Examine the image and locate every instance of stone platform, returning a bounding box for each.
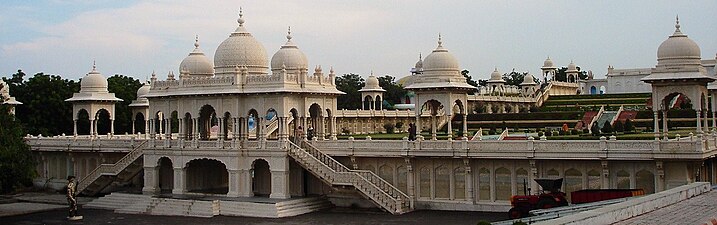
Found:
[85,193,333,218]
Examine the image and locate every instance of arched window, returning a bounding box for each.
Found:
[564,169,583,201]
[515,168,529,195]
[478,168,490,201]
[616,170,630,189]
[454,167,466,200]
[419,167,431,198]
[397,166,408,193]
[546,169,559,178]
[435,166,450,199]
[379,165,394,185]
[587,169,601,189]
[635,170,655,194]
[495,167,511,201]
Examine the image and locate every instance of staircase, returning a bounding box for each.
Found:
[248,116,292,139]
[147,198,219,218]
[78,140,148,196]
[287,141,412,214]
[595,111,618,129]
[85,192,152,210]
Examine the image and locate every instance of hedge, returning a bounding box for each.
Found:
[548,93,652,100]
[466,111,583,121]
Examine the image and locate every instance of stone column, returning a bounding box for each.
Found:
[131,119,136,135]
[446,114,453,139]
[144,120,150,138]
[90,119,96,137]
[193,118,199,140]
[662,110,669,138]
[238,169,253,197]
[529,160,538,195]
[166,118,171,139]
[218,118,224,140]
[404,158,415,202]
[713,111,717,131]
[172,167,186,195]
[415,114,422,138]
[270,158,291,199]
[655,161,664,192]
[464,158,474,203]
[653,111,660,139]
[110,119,115,136]
[462,114,468,138]
[330,116,337,140]
[697,110,703,134]
[227,169,239,197]
[142,166,159,194]
[601,161,610,189]
[178,118,184,140]
[73,119,78,136]
[431,114,437,140]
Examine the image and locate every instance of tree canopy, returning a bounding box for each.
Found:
[377,75,407,109]
[553,67,588,82]
[461,70,479,87]
[4,70,79,136]
[0,94,34,193]
[502,70,539,86]
[107,75,142,135]
[335,73,364,110]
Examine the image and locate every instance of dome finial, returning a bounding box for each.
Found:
[675,15,681,32]
[238,7,245,26]
[287,26,292,41]
[419,52,422,60]
[92,60,97,72]
[438,33,443,47]
[194,35,199,48]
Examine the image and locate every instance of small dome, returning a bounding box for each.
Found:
[521,73,537,85]
[214,10,269,75]
[136,82,150,98]
[180,36,214,76]
[422,36,459,72]
[271,28,308,71]
[657,18,701,66]
[80,64,109,93]
[365,73,380,89]
[414,53,423,69]
[543,57,554,68]
[567,61,578,72]
[489,68,502,81]
[0,79,9,99]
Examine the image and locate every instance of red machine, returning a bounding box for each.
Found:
[508,178,645,219]
[509,178,568,219]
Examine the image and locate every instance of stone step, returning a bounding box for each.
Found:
[85,193,150,210]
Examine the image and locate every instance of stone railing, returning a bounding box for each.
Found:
[288,141,411,214]
[311,136,716,160]
[334,109,415,118]
[77,140,148,194]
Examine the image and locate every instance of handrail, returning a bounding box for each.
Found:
[498,129,509,140]
[288,141,411,214]
[471,128,483,141]
[77,140,148,194]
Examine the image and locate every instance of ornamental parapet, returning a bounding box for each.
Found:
[25,134,717,160]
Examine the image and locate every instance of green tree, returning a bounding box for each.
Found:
[107,75,142,135]
[0,96,35,193]
[553,67,588,82]
[502,70,539,86]
[601,121,613,134]
[377,75,407,109]
[624,119,635,132]
[4,71,79,136]
[335,73,364,110]
[591,122,600,136]
[461,70,478,87]
[614,120,625,133]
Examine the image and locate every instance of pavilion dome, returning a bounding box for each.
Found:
[543,57,554,68]
[521,73,537,85]
[80,65,109,93]
[365,73,380,89]
[415,53,423,70]
[656,18,701,67]
[422,38,459,72]
[567,61,578,72]
[136,82,151,98]
[271,28,308,71]
[489,68,503,81]
[214,10,268,74]
[180,36,214,76]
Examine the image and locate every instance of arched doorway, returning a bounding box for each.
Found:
[308,104,323,140]
[363,96,373,110]
[590,86,597,95]
[96,109,112,135]
[420,99,445,140]
[185,158,228,194]
[223,112,233,140]
[154,111,164,135]
[158,157,173,193]
[134,112,146,134]
[184,113,193,140]
[247,109,259,140]
[170,111,179,135]
[77,109,90,135]
[266,109,277,139]
[252,159,271,196]
[375,95,382,110]
[199,105,217,140]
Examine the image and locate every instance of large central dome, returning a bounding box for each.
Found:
[656,18,701,68]
[214,10,268,75]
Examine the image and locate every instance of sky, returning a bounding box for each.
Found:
[1,0,717,82]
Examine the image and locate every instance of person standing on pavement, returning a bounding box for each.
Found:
[66,176,81,220]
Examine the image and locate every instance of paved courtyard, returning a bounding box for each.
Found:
[3,207,505,225]
[614,189,717,225]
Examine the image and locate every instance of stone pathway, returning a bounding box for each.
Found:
[0,202,65,217]
[614,190,717,225]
